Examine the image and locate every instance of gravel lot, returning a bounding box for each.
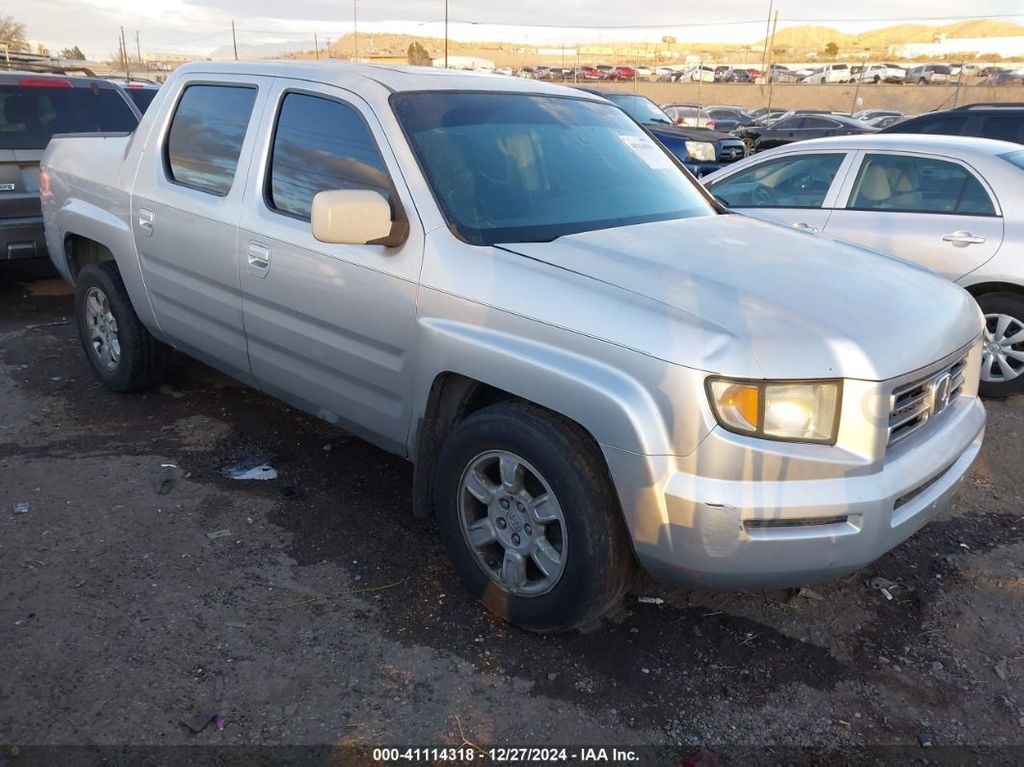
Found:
[2,264,1023,763]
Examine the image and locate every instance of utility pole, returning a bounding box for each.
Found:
[231,20,238,61]
[135,30,142,72]
[353,0,359,62]
[444,0,449,68]
[120,27,130,79]
[325,37,331,58]
[314,33,320,60]
[765,10,779,118]
[759,0,773,82]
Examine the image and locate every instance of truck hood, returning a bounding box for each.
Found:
[498,214,982,381]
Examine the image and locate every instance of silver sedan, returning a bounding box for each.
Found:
[703,134,1024,397]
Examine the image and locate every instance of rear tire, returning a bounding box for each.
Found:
[433,401,635,632]
[74,262,171,392]
[977,293,1024,399]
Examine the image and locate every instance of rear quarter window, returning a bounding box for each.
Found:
[0,83,138,150]
[890,116,965,136]
[979,115,1024,145]
[165,84,257,196]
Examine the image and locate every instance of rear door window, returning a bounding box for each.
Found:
[0,82,138,150]
[848,154,996,215]
[165,84,257,196]
[708,153,846,209]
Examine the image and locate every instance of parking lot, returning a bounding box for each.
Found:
[3,262,1023,757]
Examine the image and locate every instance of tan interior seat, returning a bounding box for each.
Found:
[855,164,893,207]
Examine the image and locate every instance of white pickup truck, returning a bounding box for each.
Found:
[41,61,986,632]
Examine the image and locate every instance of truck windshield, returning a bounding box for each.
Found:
[0,84,138,150]
[391,92,714,245]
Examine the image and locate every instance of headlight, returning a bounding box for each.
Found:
[706,378,842,444]
[684,141,716,162]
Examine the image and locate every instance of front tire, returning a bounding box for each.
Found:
[74,262,171,392]
[434,401,635,632]
[977,293,1024,398]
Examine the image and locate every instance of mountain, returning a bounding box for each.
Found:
[208,39,315,59]
[760,19,1024,54]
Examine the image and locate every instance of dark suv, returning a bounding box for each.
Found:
[880,102,1024,145]
[575,88,747,175]
[0,72,139,260]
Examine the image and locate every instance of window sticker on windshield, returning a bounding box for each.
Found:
[618,134,675,170]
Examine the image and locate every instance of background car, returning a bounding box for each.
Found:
[661,104,717,129]
[852,64,906,84]
[868,114,912,129]
[764,65,801,83]
[681,65,716,83]
[852,109,904,123]
[980,71,1024,86]
[801,63,851,84]
[720,68,754,83]
[881,103,1024,145]
[608,66,637,81]
[702,134,1024,396]
[736,113,875,152]
[575,66,602,81]
[578,88,746,175]
[704,105,756,131]
[0,71,139,261]
[907,64,951,84]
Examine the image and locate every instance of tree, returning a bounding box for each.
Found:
[0,14,29,52]
[36,42,50,56]
[60,45,86,60]
[824,41,839,58]
[407,41,431,66]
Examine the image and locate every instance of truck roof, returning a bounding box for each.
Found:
[173,60,606,99]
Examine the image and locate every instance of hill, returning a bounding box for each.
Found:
[760,19,1024,55]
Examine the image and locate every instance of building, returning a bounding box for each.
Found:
[891,36,1024,59]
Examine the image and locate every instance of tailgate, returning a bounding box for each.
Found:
[0,149,42,220]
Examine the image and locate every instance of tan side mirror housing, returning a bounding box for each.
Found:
[311,189,407,247]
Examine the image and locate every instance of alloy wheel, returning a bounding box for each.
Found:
[457,450,567,597]
[84,286,120,371]
[982,312,1024,383]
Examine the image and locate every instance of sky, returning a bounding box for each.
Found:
[9,0,1024,60]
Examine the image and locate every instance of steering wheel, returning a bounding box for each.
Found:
[751,184,777,206]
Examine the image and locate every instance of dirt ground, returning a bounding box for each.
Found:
[2,263,1023,764]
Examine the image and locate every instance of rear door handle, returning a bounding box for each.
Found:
[793,222,819,234]
[138,208,154,236]
[942,231,986,247]
[247,242,271,277]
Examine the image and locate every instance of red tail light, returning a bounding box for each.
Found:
[707,119,716,130]
[18,78,73,88]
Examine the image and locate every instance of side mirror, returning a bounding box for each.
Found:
[311,189,408,247]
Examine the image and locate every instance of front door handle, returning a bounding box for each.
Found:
[793,222,819,234]
[942,231,986,248]
[247,242,271,277]
[138,208,154,236]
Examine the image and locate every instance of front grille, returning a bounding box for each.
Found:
[718,143,745,163]
[888,355,967,446]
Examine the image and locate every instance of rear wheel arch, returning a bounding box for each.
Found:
[65,235,117,282]
[962,281,1024,303]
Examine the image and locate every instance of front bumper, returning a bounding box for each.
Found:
[604,393,985,590]
[1,217,47,260]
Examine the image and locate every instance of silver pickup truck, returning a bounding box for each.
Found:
[41,61,986,632]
